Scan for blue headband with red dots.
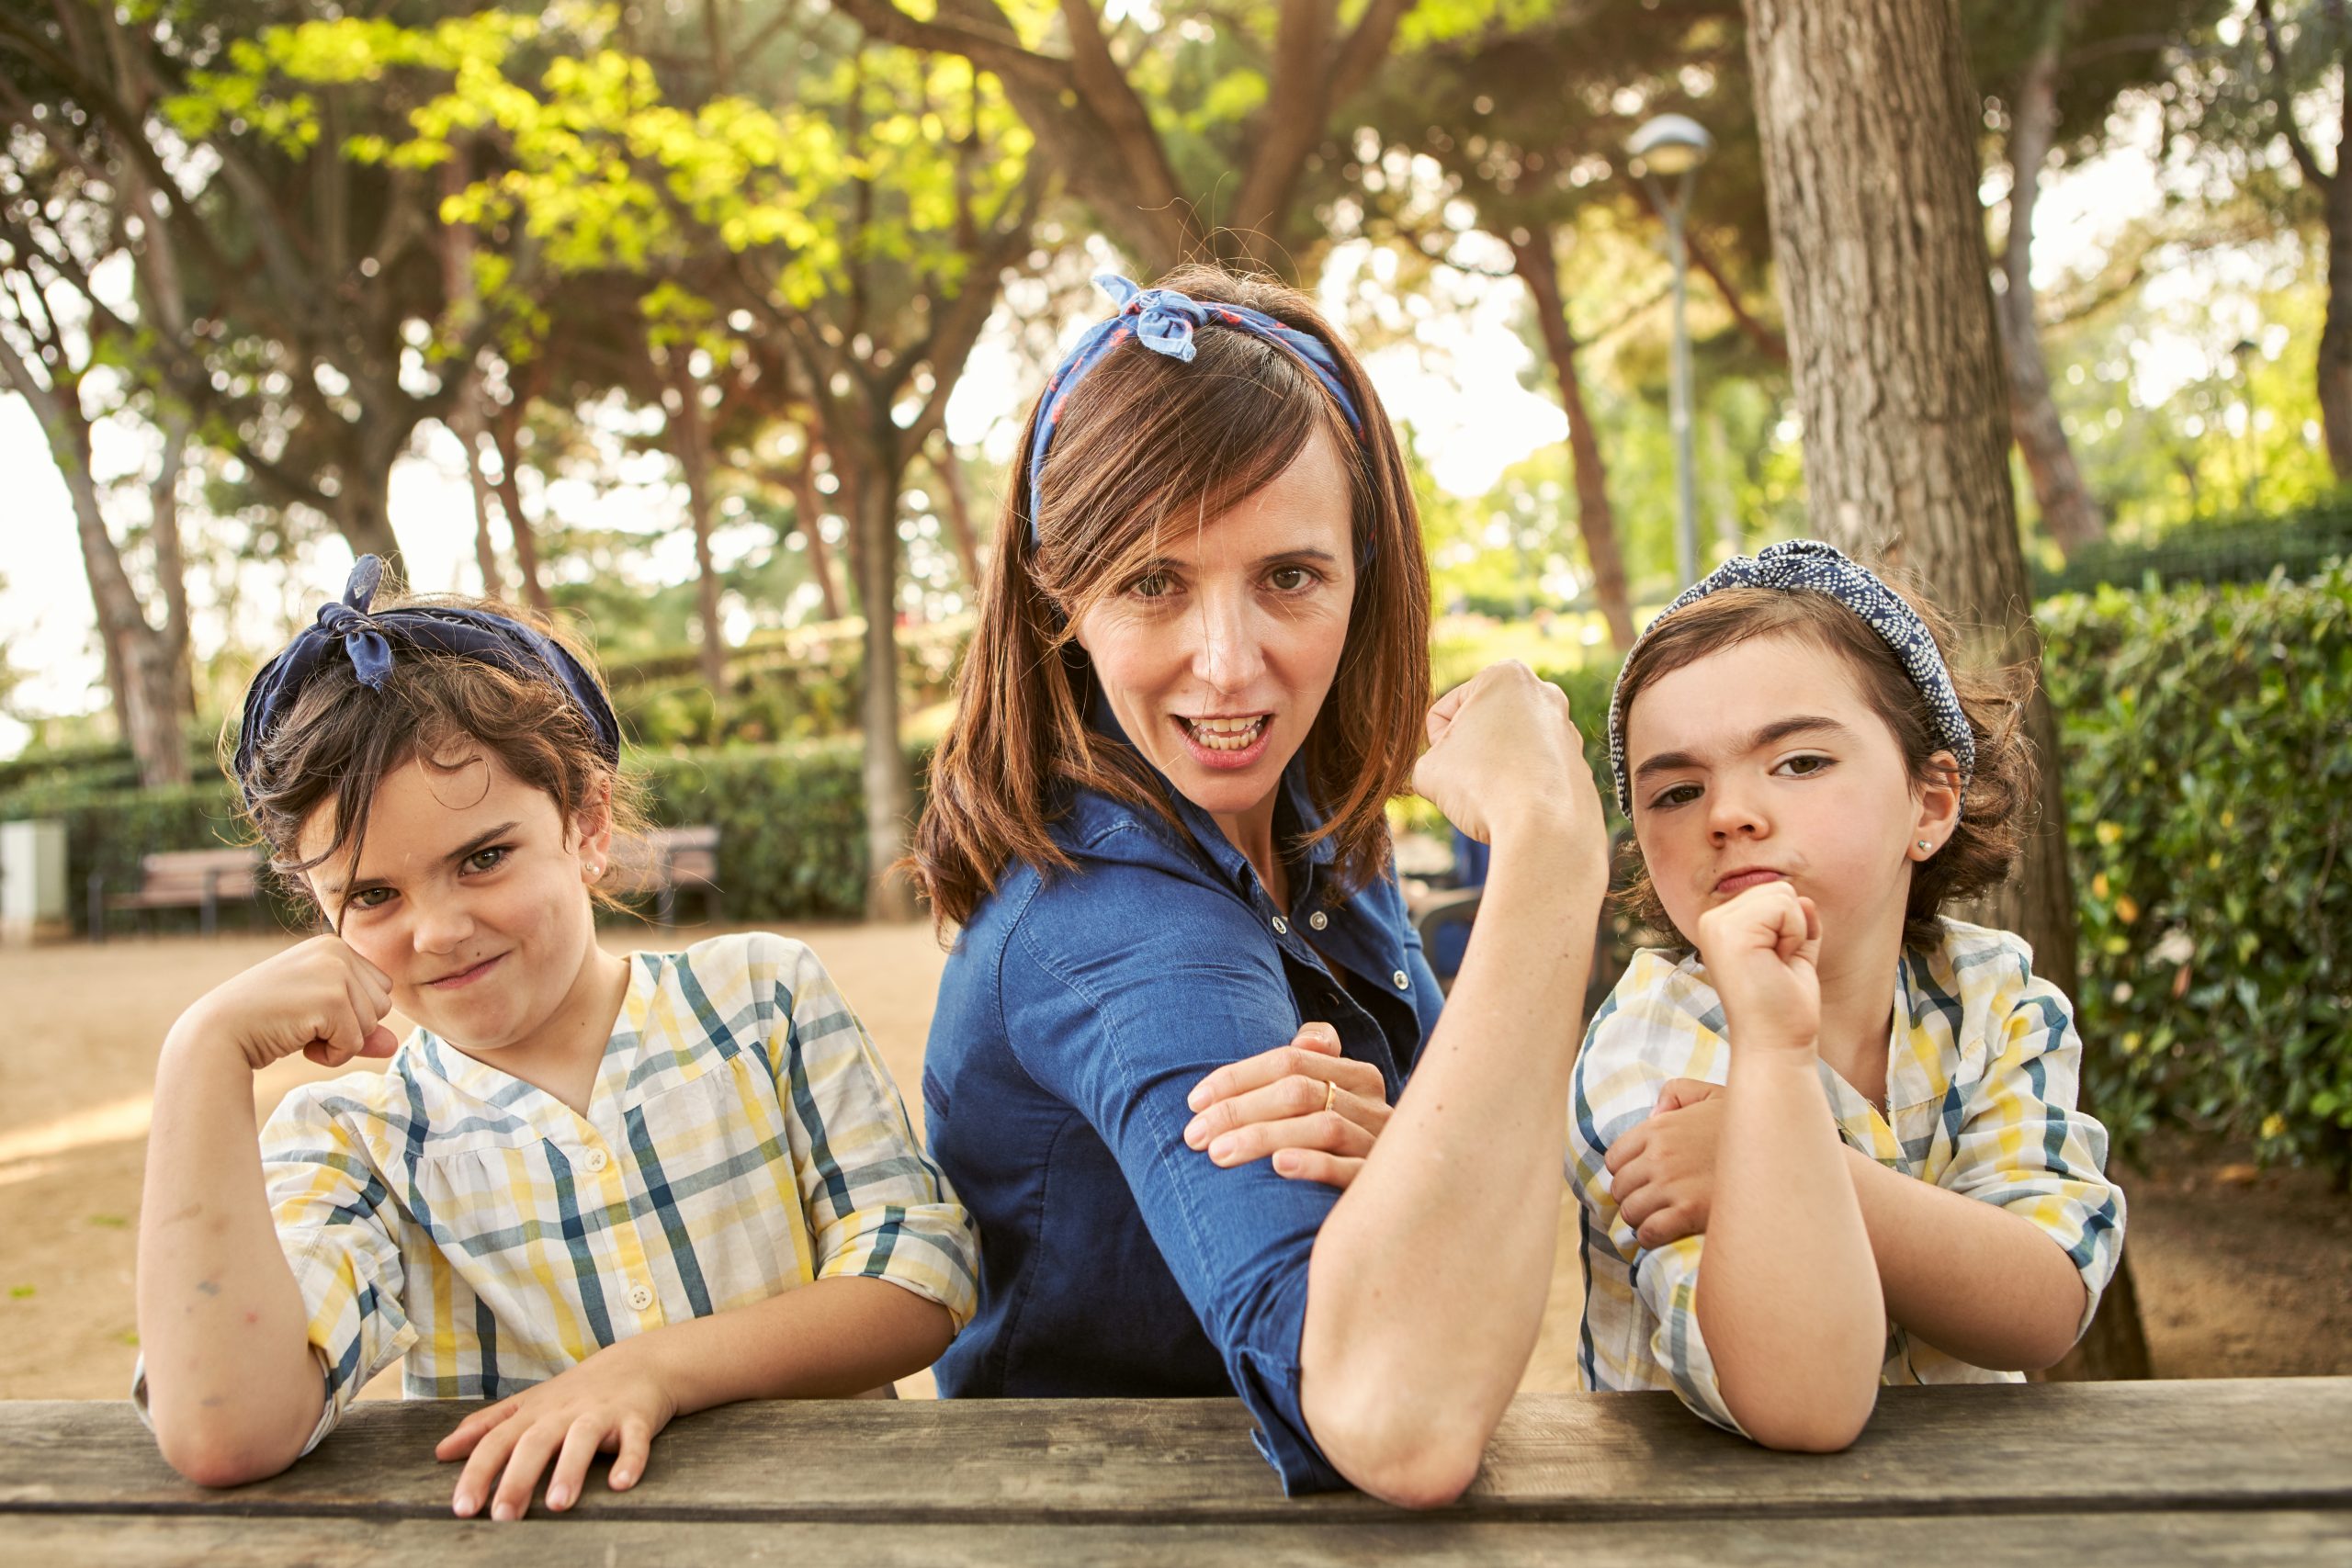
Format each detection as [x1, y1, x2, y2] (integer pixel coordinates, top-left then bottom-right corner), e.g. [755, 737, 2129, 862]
[1024, 274, 1367, 548]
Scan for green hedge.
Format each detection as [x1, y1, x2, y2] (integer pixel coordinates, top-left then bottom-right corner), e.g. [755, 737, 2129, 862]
[2042, 563, 2352, 1179]
[0, 737, 940, 935]
[2030, 502, 2352, 597]
[635, 736, 934, 922]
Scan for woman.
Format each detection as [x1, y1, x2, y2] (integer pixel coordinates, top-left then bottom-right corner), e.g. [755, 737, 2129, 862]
[908, 266, 1609, 1505]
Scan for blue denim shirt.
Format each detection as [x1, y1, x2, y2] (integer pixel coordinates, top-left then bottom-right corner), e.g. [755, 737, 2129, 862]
[923, 747, 1442, 1494]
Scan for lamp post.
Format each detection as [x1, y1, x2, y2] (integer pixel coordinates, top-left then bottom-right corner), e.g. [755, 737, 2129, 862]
[1629, 113, 1713, 587]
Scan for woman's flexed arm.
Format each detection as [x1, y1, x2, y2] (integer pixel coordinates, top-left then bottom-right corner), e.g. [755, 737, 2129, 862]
[1299, 662, 1611, 1506]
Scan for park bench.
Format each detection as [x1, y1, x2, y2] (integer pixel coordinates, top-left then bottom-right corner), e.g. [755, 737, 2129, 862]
[609, 825, 723, 926]
[89, 847, 266, 941]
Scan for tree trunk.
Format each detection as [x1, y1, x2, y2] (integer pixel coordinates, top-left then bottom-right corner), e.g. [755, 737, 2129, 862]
[150, 408, 195, 716]
[786, 453, 846, 622]
[1510, 227, 1638, 650]
[1743, 0, 2147, 1381]
[339, 470, 406, 577]
[489, 405, 554, 613]
[845, 442, 919, 922]
[1997, 2, 2105, 558]
[667, 357, 730, 694]
[2323, 197, 2352, 481]
[928, 433, 984, 592]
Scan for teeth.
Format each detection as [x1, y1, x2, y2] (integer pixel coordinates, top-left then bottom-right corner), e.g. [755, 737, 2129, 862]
[1186, 716, 1266, 750]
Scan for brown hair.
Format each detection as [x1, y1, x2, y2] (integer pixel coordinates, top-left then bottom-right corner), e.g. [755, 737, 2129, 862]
[230, 592, 649, 925]
[906, 265, 1431, 931]
[1611, 579, 2036, 952]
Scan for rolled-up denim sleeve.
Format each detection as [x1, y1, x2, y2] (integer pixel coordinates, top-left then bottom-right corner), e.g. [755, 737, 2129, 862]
[1004, 873, 1348, 1493]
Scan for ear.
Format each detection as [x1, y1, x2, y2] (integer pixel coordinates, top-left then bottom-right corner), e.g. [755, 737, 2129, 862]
[571, 780, 616, 876]
[1911, 750, 1963, 861]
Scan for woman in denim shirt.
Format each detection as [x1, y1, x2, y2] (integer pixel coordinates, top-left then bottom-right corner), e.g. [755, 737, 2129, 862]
[907, 266, 1611, 1506]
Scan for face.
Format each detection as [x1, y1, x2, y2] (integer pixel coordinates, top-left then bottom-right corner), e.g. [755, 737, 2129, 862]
[1623, 631, 1958, 974]
[1073, 426, 1356, 836]
[300, 748, 611, 1062]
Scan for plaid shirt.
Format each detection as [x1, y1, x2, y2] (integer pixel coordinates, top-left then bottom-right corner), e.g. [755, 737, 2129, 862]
[136, 932, 976, 1450]
[1568, 918, 2126, 1435]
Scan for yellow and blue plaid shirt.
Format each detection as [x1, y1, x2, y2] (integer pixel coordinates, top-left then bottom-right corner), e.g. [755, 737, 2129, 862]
[1567, 918, 2125, 1435]
[136, 932, 977, 1450]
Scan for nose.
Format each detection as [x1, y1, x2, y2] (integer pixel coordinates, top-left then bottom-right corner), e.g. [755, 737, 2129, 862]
[1705, 774, 1769, 844]
[1188, 585, 1267, 696]
[410, 892, 476, 956]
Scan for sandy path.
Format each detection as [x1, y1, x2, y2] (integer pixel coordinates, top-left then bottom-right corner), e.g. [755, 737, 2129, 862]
[0, 924, 1592, 1403]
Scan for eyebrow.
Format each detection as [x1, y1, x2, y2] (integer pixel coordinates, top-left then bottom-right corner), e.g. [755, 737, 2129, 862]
[321, 820, 523, 897]
[1128, 547, 1342, 572]
[1632, 716, 1854, 783]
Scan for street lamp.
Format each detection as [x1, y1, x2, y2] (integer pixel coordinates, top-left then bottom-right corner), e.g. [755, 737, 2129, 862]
[1628, 113, 1713, 588]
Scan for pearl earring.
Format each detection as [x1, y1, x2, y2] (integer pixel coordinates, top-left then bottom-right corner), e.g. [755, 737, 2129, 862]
[1916, 840, 1932, 854]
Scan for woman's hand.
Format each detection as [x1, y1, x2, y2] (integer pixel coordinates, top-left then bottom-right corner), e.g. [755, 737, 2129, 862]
[169, 933, 400, 1073]
[1411, 661, 1605, 863]
[436, 1339, 679, 1519]
[1605, 1078, 1724, 1248]
[1693, 881, 1823, 1055]
[1183, 1022, 1391, 1188]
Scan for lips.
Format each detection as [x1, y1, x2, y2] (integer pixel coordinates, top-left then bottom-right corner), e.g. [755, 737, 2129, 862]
[1713, 868, 1787, 896]
[1174, 713, 1274, 772]
[427, 953, 505, 989]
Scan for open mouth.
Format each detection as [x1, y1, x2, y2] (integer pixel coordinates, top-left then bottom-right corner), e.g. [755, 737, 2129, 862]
[1179, 715, 1269, 752]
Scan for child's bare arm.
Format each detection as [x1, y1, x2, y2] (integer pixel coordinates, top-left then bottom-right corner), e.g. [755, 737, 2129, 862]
[1609, 1092, 2086, 1369]
[1841, 1156, 2087, 1368]
[435, 1277, 952, 1520]
[1690, 884, 1883, 1451]
[137, 937, 399, 1486]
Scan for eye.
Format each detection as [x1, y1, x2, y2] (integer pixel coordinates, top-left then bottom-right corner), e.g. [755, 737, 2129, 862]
[1776, 753, 1833, 778]
[1267, 564, 1320, 592]
[463, 845, 512, 874]
[1647, 783, 1702, 811]
[345, 886, 394, 911]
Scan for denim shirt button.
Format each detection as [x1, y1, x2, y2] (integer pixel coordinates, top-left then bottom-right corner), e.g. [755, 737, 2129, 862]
[1392, 970, 1410, 990]
[1272, 916, 1289, 935]
[1308, 910, 1329, 931]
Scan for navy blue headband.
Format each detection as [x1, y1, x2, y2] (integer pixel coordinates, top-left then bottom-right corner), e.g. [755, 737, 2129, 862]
[1024, 274, 1367, 548]
[232, 556, 621, 808]
[1605, 539, 1974, 816]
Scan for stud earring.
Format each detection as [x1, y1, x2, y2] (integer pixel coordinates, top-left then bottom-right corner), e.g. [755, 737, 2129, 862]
[1916, 840, 1933, 854]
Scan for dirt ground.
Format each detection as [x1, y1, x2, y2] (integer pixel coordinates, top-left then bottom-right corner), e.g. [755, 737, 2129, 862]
[1, 925, 2344, 1407]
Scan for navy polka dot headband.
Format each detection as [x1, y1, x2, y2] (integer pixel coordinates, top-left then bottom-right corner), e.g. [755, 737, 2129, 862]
[1023, 273, 1367, 550]
[233, 556, 620, 811]
[1605, 539, 1974, 815]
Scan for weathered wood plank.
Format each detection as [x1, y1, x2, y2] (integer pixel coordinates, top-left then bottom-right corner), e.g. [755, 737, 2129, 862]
[8, 1511, 2350, 1568]
[3, 1380, 2344, 1524]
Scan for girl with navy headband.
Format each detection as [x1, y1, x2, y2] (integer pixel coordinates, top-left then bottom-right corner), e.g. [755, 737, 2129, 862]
[1567, 541, 2125, 1450]
[137, 562, 978, 1517]
[909, 265, 1615, 1504]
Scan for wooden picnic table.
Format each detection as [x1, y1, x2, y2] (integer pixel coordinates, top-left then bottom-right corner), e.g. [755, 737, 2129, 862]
[3, 1379, 2346, 1564]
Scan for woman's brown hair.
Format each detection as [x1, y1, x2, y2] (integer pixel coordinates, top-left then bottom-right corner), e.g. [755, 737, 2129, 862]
[230, 593, 649, 924]
[907, 265, 1432, 931]
[1611, 578, 2037, 952]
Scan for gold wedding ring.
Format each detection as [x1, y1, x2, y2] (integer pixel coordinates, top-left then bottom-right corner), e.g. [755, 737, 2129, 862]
[1324, 1079, 1337, 1115]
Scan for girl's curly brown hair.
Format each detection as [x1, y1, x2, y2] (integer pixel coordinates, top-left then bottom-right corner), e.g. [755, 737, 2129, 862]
[227, 593, 650, 926]
[1612, 577, 2038, 953]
